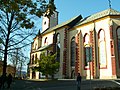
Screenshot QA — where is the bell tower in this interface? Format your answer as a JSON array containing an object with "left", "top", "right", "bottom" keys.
[{"left": 42, "top": 11, "right": 58, "bottom": 32}]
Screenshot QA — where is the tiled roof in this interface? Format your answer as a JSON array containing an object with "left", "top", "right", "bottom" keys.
[
  {"left": 42, "top": 15, "right": 82, "bottom": 34},
  {"left": 76, "top": 8, "right": 120, "bottom": 26}
]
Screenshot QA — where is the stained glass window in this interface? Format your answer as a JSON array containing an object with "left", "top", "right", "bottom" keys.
[
  {"left": 56, "top": 33, "right": 60, "bottom": 62},
  {"left": 84, "top": 34, "right": 89, "bottom": 66},
  {"left": 98, "top": 30, "right": 107, "bottom": 68}
]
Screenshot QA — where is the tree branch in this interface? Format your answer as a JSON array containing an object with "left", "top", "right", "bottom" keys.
[
  {"left": 8, "top": 42, "right": 32, "bottom": 51},
  {"left": 8, "top": 32, "right": 33, "bottom": 47}
]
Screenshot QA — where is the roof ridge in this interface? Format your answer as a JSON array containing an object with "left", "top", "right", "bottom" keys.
[
  {"left": 91, "top": 8, "right": 120, "bottom": 16},
  {"left": 76, "top": 8, "right": 120, "bottom": 26},
  {"left": 109, "top": 8, "right": 120, "bottom": 15}
]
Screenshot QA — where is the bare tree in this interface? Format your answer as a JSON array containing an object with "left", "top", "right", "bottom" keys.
[
  {"left": 0, "top": 0, "right": 56, "bottom": 76},
  {"left": 9, "top": 48, "right": 27, "bottom": 77}
]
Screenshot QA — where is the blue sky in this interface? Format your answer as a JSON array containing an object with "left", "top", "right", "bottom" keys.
[{"left": 54, "top": 0, "right": 120, "bottom": 24}]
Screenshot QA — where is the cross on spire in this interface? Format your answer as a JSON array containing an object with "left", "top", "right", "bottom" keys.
[{"left": 108, "top": 0, "right": 112, "bottom": 9}]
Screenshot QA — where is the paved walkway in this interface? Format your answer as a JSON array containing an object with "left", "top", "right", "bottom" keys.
[{"left": 1, "top": 79, "right": 120, "bottom": 90}]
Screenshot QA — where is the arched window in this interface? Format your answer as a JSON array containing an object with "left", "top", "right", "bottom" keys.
[
  {"left": 56, "top": 33, "right": 60, "bottom": 62},
  {"left": 84, "top": 34, "right": 89, "bottom": 45},
  {"left": 84, "top": 34, "right": 89, "bottom": 66},
  {"left": 117, "top": 28, "right": 120, "bottom": 67},
  {"left": 44, "top": 37, "right": 47, "bottom": 45},
  {"left": 35, "top": 54, "right": 37, "bottom": 64},
  {"left": 31, "top": 55, "right": 34, "bottom": 64},
  {"left": 35, "top": 44, "right": 37, "bottom": 50},
  {"left": 44, "top": 21, "right": 46, "bottom": 25},
  {"left": 71, "top": 37, "right": 76, "bottom": 66},
  {"left": 98, "top": 30, "right": 107, "bottom": 68}
]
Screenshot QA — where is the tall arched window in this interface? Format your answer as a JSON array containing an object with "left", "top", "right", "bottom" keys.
[
  {"left": 98, "top": 30, "right": 107, "bottom": 68},
  {"left": 31, "top": 55, "right": 34, "bottom": 64},
  {"left": 84, "top": 34, "right": 89, "bottom": 67},
  {"left": 117, "top": 28, "right": 120, "bottom": 67},
  {"left": 56, "top": 33, "right": 60, "bottom": 62},
  {"left": 35, "top": 54, "right": 37, "bottom": 64},
  {"left": 71, "top": 37, "right": 76, "bottom": 66}
]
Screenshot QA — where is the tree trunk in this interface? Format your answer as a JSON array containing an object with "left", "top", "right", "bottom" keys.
[
  {"left": 20, "top": 62, "right": 22, "bottom": 78},
  {"left": 45, "top": 75, "right": 48, "bottom": 79},
  {"left": 3, "top": 13, "right": 14, "bottom": 75},
  {"left": 3, "top": 31, "right": 10, "bottom": 75},
  {"left": 3, "top": 28, "right": 10, "bottom": 75},
  {"left": 3, "top": 46, "right": 7, "bottom": 75}
]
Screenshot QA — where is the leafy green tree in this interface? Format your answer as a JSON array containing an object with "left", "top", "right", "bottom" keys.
[
  {"left": 34, "top": 52, "right": 59, "bottom": 79},
  {"left": 0, "top": 0, "right": 56, "bottom": 76}
]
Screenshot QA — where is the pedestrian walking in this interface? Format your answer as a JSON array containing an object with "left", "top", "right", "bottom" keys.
[
  {"left": 0, "top": 73, "right": 7, "bottom": 89},
  {"left": 76, "top": 73, "right": 82, "bottom": 90},
  {"left": 7, "top": 74, "right": 13, "bottom": 89},
  {"left": 0, "top": 76, "right": 2, "bottom": 89}
]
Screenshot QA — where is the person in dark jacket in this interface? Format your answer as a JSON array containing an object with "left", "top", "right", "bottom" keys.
[
  {"left": 0, "top": 73, "right": 7, "bottom": 89},
  {"left": 7, "top": 74, "right": 13, "bottom": 89},
  {"left": 0, "top": 76, "right": 2, "bottom": 89},
  {"left": 76, "top": 73, "right": 82, "bottom": 90}
]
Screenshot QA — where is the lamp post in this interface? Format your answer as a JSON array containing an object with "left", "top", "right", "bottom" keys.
[{"left": 85, "top": 44, "right": 92, "bottom": 90}]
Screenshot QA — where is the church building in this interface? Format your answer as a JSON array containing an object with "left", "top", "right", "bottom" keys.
[{"left": 28, "top": 8, "right": 120, "bottom": 79}]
